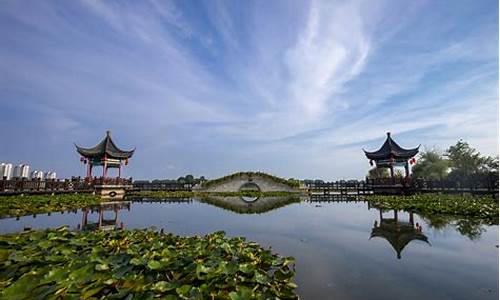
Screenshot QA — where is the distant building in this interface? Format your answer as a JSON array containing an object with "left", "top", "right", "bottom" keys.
[
  {"left": 3, "top": 163, "right": 57, "bottom": 180},
  {"left": 13, "top": 164, "right": 30, "bottom": 179},
  {"left": 0, "top": 163, "right": 13, "bottom": 180},
  {"left": 46, "top": 171, "right": 57, "bottom": 180},
  {"left": 31, "top": 170, "right": 44, "bottom": 179},
  {"left": 21, "top": 165, "right": 30, "bottom": 178},
  {"left": 12, "top": 165, "right": 21, "bottom": 178}
]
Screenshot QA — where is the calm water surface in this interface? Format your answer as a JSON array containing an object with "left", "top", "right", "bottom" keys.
[{"left": 0, "top": 196, "right": 498, "bottom": 300}]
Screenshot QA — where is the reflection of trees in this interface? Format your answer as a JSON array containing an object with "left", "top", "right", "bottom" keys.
[
  {"left": 455, "top": 219, "right": 486, "bottom": 241},
  {"left": 419, "top": 212, "right": 489, "bottom": 241},
  {"left": 419, "top": 213, "right": 453, "bottom": 230}
]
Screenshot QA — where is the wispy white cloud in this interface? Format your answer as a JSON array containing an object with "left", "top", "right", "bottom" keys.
[{"left": 0, "top": 0, "right": 497, "bottom": 179}]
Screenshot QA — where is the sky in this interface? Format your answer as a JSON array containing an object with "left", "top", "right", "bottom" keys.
[{"left": 0, "top": 0, "right": 498, "bottom": 180}]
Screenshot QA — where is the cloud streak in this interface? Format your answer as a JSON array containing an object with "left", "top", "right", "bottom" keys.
[{"left": 0, "top": 0, "right": 497, "bottom": 180}]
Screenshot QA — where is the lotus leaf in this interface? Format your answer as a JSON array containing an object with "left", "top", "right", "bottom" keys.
[{"left": 0, "top": 228, "right": 298, "bottom": 299}]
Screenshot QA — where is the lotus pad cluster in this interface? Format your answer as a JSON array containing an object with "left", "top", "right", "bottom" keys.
[
  {"left": 369, "top": 194, "right": 498, "bottom": 222},
  {"left": 0, "top": 194, "right": 101, "bottom": 219},
  {"left": 0, "top": 227, "right": 298, "bottom": 299}
]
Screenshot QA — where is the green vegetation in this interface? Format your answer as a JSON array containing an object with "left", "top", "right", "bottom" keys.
[
  {"left": 418, "top": 212, "right": 492, "bottom": 240},
  {"left": 127, "top": 190, "right": 301, "bottom": 199},
  {"left": 367, "top": 167, "right": 389, "bottom": 179},
  {"left": 445, "top": 140, "right": 498, "bottom": 183},
  {"left": 412, "top": 149, "right": 449, "bottom": 180},
  {"left": 0, "top": 227, "right": 298, "bottom": 299},
  {"left": 368, "top": 194, "right": 498, "bottom": 222},
  {"left": 0, "top": 194, "right": 101, "bottom": 219},
  {"left": 412, "top": 140, "right": 499, "bottom": 182},
  {"left": 201, "top": 172, "right": 301, "bottom": 189}
]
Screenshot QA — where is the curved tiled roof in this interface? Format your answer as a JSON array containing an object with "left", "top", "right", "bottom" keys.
[
  {"left": 75, "top": 131, "right": 134, "bottom": 159},
  {"left": 363, "top": 132, "right": 419, "bottom": 160}
]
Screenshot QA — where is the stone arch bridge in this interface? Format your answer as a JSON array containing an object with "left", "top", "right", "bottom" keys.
[{"left": 199, "top": 172, "right": 299, "bottom": 193}]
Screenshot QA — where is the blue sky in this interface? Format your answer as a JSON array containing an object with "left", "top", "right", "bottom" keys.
[{"left": 0, "top": 0, "right": 498, "bottom": 180}]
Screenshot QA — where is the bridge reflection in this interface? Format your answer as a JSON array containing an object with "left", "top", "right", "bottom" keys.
[{"left": 198, "top": 195, "right": 302, "bottom": 214}]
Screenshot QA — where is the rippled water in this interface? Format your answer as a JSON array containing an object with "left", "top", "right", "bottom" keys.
[{"left": 0, "top": 196, "right": 498, "bottom": 300}]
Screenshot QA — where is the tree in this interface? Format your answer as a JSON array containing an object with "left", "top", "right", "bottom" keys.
[
  {"left": 184, "top": 174, "right": 194, "bottom": 183},
  {"left": 366, "top": 167, "right": 389, "bottom": 179},
  {"left": 445, "top": 140, "right": 491, "bottom": 182},
  {"left": 411, "top": 149, "right": 449, "bottom": 180}
]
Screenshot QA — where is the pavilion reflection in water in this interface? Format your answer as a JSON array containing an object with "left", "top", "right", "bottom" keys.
[
  {"left": 78, "top": 201, "right": 130, "bottom": 231},
  {"left": 370, "top": 209, "right": 430, "bottom": 259}
]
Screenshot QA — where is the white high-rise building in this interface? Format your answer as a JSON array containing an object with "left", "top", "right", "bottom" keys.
[
  {"left": 20, "top": 165, "right": 30, "bottom": 178},
  {"left": 46, "top": 171, "right": 57, "bottom": 180},
  {"left": 12, "top": 165, "right": 21, "bottom": 178},
  {"left": 0, "top": 163, "right": 13, "bottom": 180},
  {"left": 13, "top": 164, "right": 30, "bottom": 179},
  {"left": 31, "top": 170, "right": 44, "bottom": 179}
]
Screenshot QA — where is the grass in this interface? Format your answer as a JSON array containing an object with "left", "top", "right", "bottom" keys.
[
  {"left": 0, "top": 227, "right": 298, "bottom": 299},
  {"left": 0, "top": 193, "right": 101, "bottom": 219}
]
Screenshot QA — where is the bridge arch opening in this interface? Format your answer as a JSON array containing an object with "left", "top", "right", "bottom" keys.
[{"left": 239, "top": 182, "right": 261, "bottom": 192}]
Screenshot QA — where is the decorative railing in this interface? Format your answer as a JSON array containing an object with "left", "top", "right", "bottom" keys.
[
  {"left": 411, "top": 177, "right": 498, "bottom": 192},
  {"left": 306, "top": 176, "right": 498, "bottom": 194},
  {"left": 91, "top": 177, "right": 133, "bottom": 186},
  {"left": 132, "top": 181, "right": 193, "bottom": 191},
  {"left": 0, "top": 177, "right": 133, "bottom": 194},
  {"left": 366, "top": 177, "right": 410, "bottom": 187},
  {"left": 305, "top": 181, "right": 371, "bottom": 190}
]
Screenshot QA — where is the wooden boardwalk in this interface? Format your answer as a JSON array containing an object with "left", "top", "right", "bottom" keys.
[
  {"left": 305, "top": 178, "right": 498, "bottom": 196},
  {"left": 0, "top": 177, "right": 132, "bottom": 196}
]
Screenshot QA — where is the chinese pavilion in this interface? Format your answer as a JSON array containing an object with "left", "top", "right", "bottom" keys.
[
  {"left": 75, "top": 131, "right": 134, "bottom": 179},
  {"left": 363, "top": 132, "right": 419, "bottom": 179}
]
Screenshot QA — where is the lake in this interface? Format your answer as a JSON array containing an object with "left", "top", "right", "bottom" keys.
[{"left": 0, "top": 195, "right": 498, "bottom": 300}]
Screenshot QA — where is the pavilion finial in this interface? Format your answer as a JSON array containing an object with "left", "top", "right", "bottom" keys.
[
  {"left": 387, "top": 132, "right": 391, "bottom": 137},
  {"left": 106, "top": 130, "right": 111, "bottom": 137}
]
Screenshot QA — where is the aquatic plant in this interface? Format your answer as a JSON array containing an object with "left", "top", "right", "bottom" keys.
[
  {"left": 369, "top": 194, "right": 498, "bottom": 222},
  {"left": 0, "top": 194, "right": 101, "bottom": 219},
  {"left": 0, "top": 227, "right": 298, "bottom": 299}
]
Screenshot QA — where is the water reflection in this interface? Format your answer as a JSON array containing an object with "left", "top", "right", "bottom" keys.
[
  {"left": 198, "top": 195, "right": 302, "bottom": 214},
  {"left": 0, "top": 195, "right": 497, "bottom": 299},
  {"left": 78, "top": 201, "right": 130, "bottom": 231},
  {"left": 370, "top": 209, "right": 430, "bottom": 259}
]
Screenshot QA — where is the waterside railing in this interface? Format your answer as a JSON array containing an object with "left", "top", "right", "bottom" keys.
[{"left": 0, "top": 177, "right": 133, "bottom": 195}]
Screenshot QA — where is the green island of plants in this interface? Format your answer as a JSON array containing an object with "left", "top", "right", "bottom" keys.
[
  {"left": 201, "top": 172, "right": 301, "bottom": 189},
  {"left": 0, "top": 227, "right": 298, "bottom": 299},
  {"left": 0, "top": 194, "right": 101, "bottom": 219},
  {"left": 368, "top": 194, "right": 498, "bottom": 222}
]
